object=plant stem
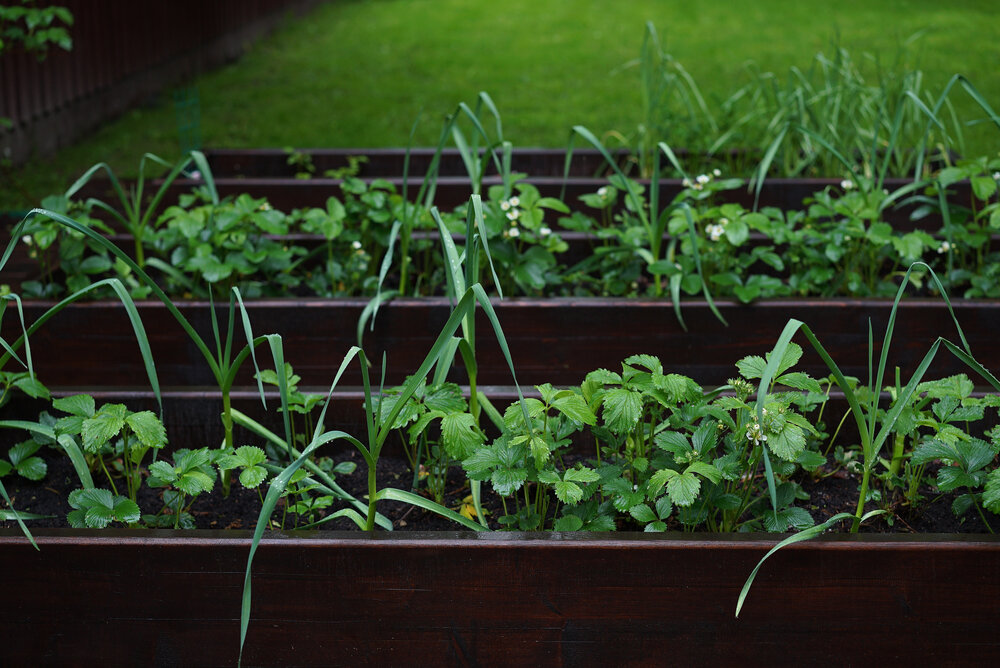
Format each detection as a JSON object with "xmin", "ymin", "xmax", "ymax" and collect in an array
[
  {"xmin": 221, "ymin": 390, "xmax": 233, "ymax": 497},
  {"xmin": 364, "ymin": 462, "xmax": 377, "ymax": 531},
  {"xmin": 101, "ymin": 457, "xmax": 118, "ymax": 497},
  {"xmin": 973, "ymin": 496, "xmax": 995, "ymax": 534},
  {"xmin": 852, "ymin": 466, "xmax": 873, "ymax": 532}
]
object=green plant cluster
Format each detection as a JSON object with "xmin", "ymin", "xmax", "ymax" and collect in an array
[
  {"xmin": 0, "ymin": 1, "xmax": 72, "ymax": 57},
  {"xmin": 5, "ymin": 340, "xmax": 1000, "ymax": 535},
  {"xmin": 14, "ymin": 154, "xmax": 1000, "ymax": 304}
]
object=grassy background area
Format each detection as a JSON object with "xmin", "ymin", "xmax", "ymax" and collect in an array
[{"xmin": 3, "ymin": 0, "xmax": 998, "ymax": 209}]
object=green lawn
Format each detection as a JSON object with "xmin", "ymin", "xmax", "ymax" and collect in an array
[{"xmin": 3, "ymin": 0, "xmax": 998, "ymax": 210}]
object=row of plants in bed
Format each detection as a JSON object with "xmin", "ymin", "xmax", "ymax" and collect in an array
[
  {"xmin": 2, "ymin": 68, "xmax": 1000, "ymax": 660},
  {"xmin": 4, "ymin": 205, "xmax": 1000, "ymax": 664},
  {"xmin": 7, "ymin": 339, "xmax": 1000, "ymax": 535},
  {"xmin": 11, "ymin": 149, "xmax": 1000, "ymax": 308},
  {"xmin": 5, "ymin": 194, "xmax": 1000, "ymax": 540}
]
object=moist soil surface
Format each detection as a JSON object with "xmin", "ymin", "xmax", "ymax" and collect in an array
[{"xmin": 1, "ymin": 446, "xmax": 993, "ymax": 534}]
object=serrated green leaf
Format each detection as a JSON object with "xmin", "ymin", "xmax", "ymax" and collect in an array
[
  {"xmin": 657, "ymin": 374, "xmax": 701, "ymax": 402},
  {"xmin": 234, "ymin": 445, "xmax": 266, "ymax": 467},
  {"xmin": 239, "ymin": 466, "xmax": 268, "ymax": 489},
  {"xmin": 912, "ymin": 439, "xmax": 956, "ymax": 466},
  {"xmin": 624, "ymin": 354, "xmax": 662, "ymax": 374},
  {"xmin": 764, "ymin": 506, "xmax": 814, "ymax": 532},
  {"xmin": 85, "ymin": 504, "xmax": 114, "ymax": 529},
  {"xmin": 957, "ymin": 438, "xmax": 995, "ymax": 473},
  {"xmin": 8, "ymin": 440, "xmax": 40, "ymax": 465},
  {"xmin": 655, "ymin": 430, "xmax": 690, "ymax": 455},
  {"xmin": 53, "ymin": 393, "xmax": 95, "ymax": 418},
  {"xmin": 775, "ymin": 372, "xmax": 823, "ymax": 393},
  {"xmin": 148, "ymin": 460, "xmax": 178, "ymax": 483},
  {"xmin": 629, "ymin": 503, "xmax": 657, "ymax": 523},
  {"xmin": 503, "ymin": 398, "xmax": 545, "ymax": 429},
  {"xmin": 584, "ymin": 514, "xmax": 617, "ymax": 531},
  {"xmin": 715, "ymin": 396, "xmax": 747, "ymax": 411},
  {"xmin": 767, "ymin": 423, "xmax": 806, "ymax": 461},
  {"xmin": 655, "ymin": 494, "xmax": 673, "ymax": 519},
  {"xmin": 492, "ymin": 467, "xmax": 527, "ymax": 496},
  {"xmin": 647, "ymin": 468, "xmax": 674, "ymax": 496},
  {"xmin": 983, "ymin": 470, "xmax": 1000, "ymax": 513},
  {"xmin": 564, "ymin": 467, "xmax": 601, "ymax": 483},
  {"xmin": 554, "ymin": 480, "xmax": 584, "ymax": 504},
  {"xmin": 529, "ymin": 434, "xmax": 551, "ymax": 468},
  {"xmin": 111, "ymin": 497, "xmax": 141, "ymax": 524},
  {"xmin": 554, "ymin": 514, "xmax": 584, "ymax": 531},
  {"xmin": 602, "ymin": 388, "xmax": 642, "ymax": 434},
  {"xmin": 933, "ymin": 396, "xmax": 960, "ymax": 423},
  {"xmin": 424, "ymin": 383, "xmax": 466, "ymax": 413},
  {"xmin": 177, "ymin": 471, "xmax": 214, "ymax": 496},
  {"xmin": 713, "ymin": 452, "xmax": 741, "ymax": 481},
  {"xmin": 687, "ymin": 461, "xmax": 723, "ymax": 484},
  {"xmin": 585, "ymin": 368, "xmax": 623, "ymax": 385},
  {"xmin": 68, "ymin": 487, "xmax": 109, "ymax": 510},
  {"xmin": 66, "ymin": 509, "xmax": 88, "ymax": 528},
  {"xmin": 972, "ymin": 175, "xmax": 998, "ymax": 200},
  {"xmin": 667, "ymin": 472, "xmax": 701, "ymax": 506},
  {"xmin": 796, "ymin": 450, "xmax": 827, "ymax": 471},
  {"xmin": 441, "ymin": 412, "xmax": 484, "ymax": 460},
  {"xmin": 936, "ymin": 466, "xmax": 979, "ymax": 492},
  {"xmin": 124, "ymin": 411, "xmax": 166, "ymax": 449},
  {"xmin": 552, "ymin": 394, "xmax": 597, "ymax": 425},
  {"xmin": 736, "ymin": 355, "xmax": 766, "ymax": 380},
  {"xmin": 378, "ymin": 392, "xmax": 421, "ymax": 430},
  {"xmin": 462, "ymin": 445, "xmax": 501, "ymax": 477},
  {"xmin": 537, "ymin": 470, "xmax": 561, "ymax": 485},
  {"xmin": 81, "ymin": 404, "xmax": 127, "ymax": 452},
  {"xmin": 54, "ymin": 414, "xmax": 85, "ymax": 437},
  {"xmin": 691, "ymin": 421, "xmax": 718, "ymax": 454},
  {"xmin": 952, "ymin": 493, "xmax": 975, "ymax": 517},
  {"xmin": 16, "ymin": 456, "xmax": 46, "ymax": 481}
]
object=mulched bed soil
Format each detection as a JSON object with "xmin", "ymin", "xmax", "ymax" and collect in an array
[{"xmin": 1, "ymin": 448, "xmax": 993, "ymax": 534}]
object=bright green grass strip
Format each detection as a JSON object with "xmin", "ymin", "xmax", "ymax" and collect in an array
[{"xmin": 3, "ymin": 0, "xmax": 998, "ymax": 209}]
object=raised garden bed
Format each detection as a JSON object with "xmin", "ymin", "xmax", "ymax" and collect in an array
[
  {"xmin": 3, "ymin": 145, "xmax": 999, "ymax": 667},
  {"xmin": 1, "ymin": 530, "xmax": 998, "ymax": 665},
  {"xmin": 9, "ymin": 297, "xmax": 996, "ymax": 389}
]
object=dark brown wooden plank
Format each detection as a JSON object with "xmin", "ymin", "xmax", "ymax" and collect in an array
[
  {"xmin": 0, "ymin": 531, "xmax": 997, "ymax": 665},
  {"xmin": 5, "ymin": 298, "xmax": 997, "ymax": 389}
]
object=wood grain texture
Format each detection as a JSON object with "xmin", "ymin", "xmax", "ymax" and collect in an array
[
  {"xmin": 6, "ymin": 297, "xmax": 997, "ymax": 389},
  {"xmin": 0, "ymin": 531, "xmax": 997, "ymax": 666}
]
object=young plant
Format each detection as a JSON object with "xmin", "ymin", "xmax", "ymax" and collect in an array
[
  {"xmin": 1, "ymin": 216, "xmax": 163, "ymax": 548},
  {"xmin": 10, "ymin": 208, "xmax": 287, "ymax": 494},
  {"xmin": 62, "ymin": 150, "xmax": 216, "ymax": 267},
  {"xmin": 376, "ymin": 379, "xmax": 480, "ymax": 504},
  {"xmin": 51, "ymin": 394, "xmax": 166, "ymax": 503},
  {"xmin": 912, "ymin": 437, "xmax": 997, "ymax": 533},
  {"xmin": 0, "ymin": 440, "xmax": 47, "ymax": 482},
  {"xmin": 567, "ymin": 128, "xmax": 725, "ymax": 329},
  {"xmin": 240, "ymin": 282, "xmax": 530, "ymax": 663},
  {"xmin": 66, "ymin": 488, "xmax": 139, "ymax": 529},
  {"xmin": 737, "ymin": 262, "xmax": 1000, "ymax": 617},
  {"xmin": 146, "ymin": 448, "xmax": 217, "ymax": 529}
]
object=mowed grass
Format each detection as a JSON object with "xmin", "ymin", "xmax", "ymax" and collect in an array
[{"xmin": 3, "ymin": 0, "xmax": 998, "ymax": 210}]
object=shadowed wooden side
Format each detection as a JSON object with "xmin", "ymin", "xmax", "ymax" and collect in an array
[
  {"xmin": 6, "ymin": 298, "xmax": 997, "ymax": 388},
  {"xmin": 0, "ymin": 531, "xmax": 997, "ymax": 666}
]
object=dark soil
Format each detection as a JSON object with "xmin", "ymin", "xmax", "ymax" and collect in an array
[{"xmin": 1, "ymin": 447, "xmax": 994, "ymax": 534}]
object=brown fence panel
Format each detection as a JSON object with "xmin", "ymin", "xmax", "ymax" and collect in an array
[{"xmin": 0, "ymin": 0, "xmax": 320, "ymax": 165}]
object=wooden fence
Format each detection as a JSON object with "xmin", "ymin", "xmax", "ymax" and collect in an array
[{"xmin": 0, "ymin": 0, "xmax": 320, "ymax": 165}]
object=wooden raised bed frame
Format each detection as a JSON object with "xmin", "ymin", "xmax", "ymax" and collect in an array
[{"xmin": 1, "ymin": 530, "xmax": 998, "ymax": 665}]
